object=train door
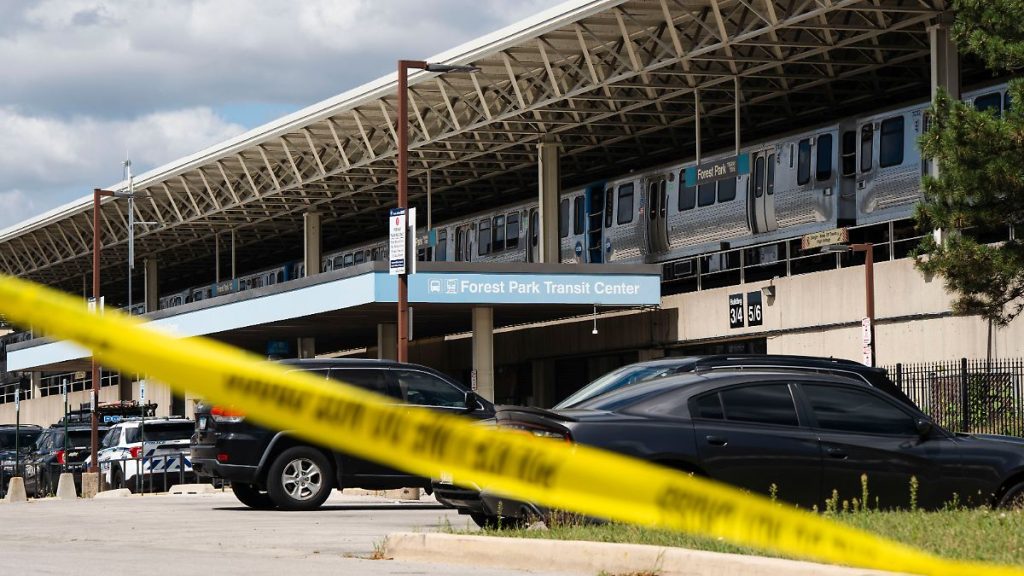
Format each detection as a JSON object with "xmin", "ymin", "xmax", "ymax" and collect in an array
[
  {"xmin": 585, "ymin": 184, "xmax": 606, "ymax": 263},
  {"xmin": 643, "ymin": 176, "xmax": 669, "ymax": 254},
  {"xmin": 839, "ymin": 124, "xmax": 858, "ymax": 222},
  {"xmin": 528, "ymin": 208, "xmax": 539, "ymax": 262},
  {"xmin": 748, "ymin": 150, "xmax": 778, "ymax": 233},
  {"xmin": 457, "ymin": 224, "xmax": 473, "ymax": 262}
]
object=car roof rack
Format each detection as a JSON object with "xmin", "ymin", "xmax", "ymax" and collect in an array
[{"xmin": 55, "ymin": 401, "xmax": 158, "ymax": 426}]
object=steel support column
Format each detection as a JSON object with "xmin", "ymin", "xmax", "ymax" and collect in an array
[
  {"xmin": 303, "ymin": 212, "xmax": 322, "ymax": 277},
  {"xmin": 144, "ymin": 258, "xmax": 158, "ymax": 313},
  {"xmin": 377, "ymin": 323, "xmax": 398, "ymax": 361}
]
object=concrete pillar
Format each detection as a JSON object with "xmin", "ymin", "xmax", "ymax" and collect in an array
[
  {"xmin": 29, "ymin": 372, "xmax": 42, "ymax": 400},
  {"xmin": 297, "ymin": 338, "xmax": 316, "ymax": 359},
  {"xmin": 537, "ymin": 136, "xmax": 560, "ymax": 264},
  {"xmin": 929, "ymin": 16, "xmax": 960, "ymax": 103},
  {"xmin": 377, "ymin": 323, "xmax": 397, "ymax": 360},
  {"xmin": 531, "ymin": 359, "xmax": 556, "ymax": 408},
  {"xmin": 144, "ymin": 258, "xmax": 158, "ymax": 312},
  {"xmin": 471, "ymin": 307, "xmax": 494, "ymax": 402},
  {"xmin": 304, "ymin": 212, "xmax": 322, "ymax": 277}
]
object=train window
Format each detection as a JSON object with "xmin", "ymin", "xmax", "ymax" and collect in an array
[
  {"xmin": 603, "ymin": 187, "xmax": 614, "ymax": 228},
  {"xmin": 796, "ymin": 139, "xmax": 811, "ymax": 185},
  {"xmin": 493, "ymin": 215, "xmax": 506, "ymax": 252},
  {"xmin": 975, "ymin": 92, "xmax": 1001, "ymax": 115},
  {"xmin": 816, "ymin": 133, "xmax": 833, "ymax": 181},
  {"xmin": 841, "ymin": 131, "xmax": 857, "ymax": 177},
  {"xmin": 767, "ymin": 154, "xmax": 775, "ymax": 195},
  {"xmin": 617, "ymin": 184, "xmax": 634, "ymax": 224},
  {"xmin": 717, "ymin": 177, "xmax": 736, "ymax": 202},
  {"xmin": 753, "ymin": 155, "xmax": 766, "ymax": 198},
  {"xmin": 659, "ymin": 180, "xmax": 667, "ymax": 218},
  {"xmin": 860, "ymin": 124, "xmax": 874, "ymax": 172},
  {"xmin": 697, "ymin": 182, "xmax": 716, "ymax": 207},
  {"xmin": 371, "ymin": 247, "xmax": 380, "ymax": 261},
  {"xmin": 506, "ymin": 214, "xmax": 519, "ymax": 249},
  {"xmin": 648, "ymin": 182, "xmax": 659, "ymax": 218},
  {"xmin": 478, "ymin": 219, "xmax": 492, "ymax": 255},
  {"xmin": 679, "ymin": 177, "xmax": 696, "ymax": 211},
  {"xmin": 354, "ymin": 251, "xmax": 365, "ymax": 264},
  {"xmin": 879, "ymin": 116, "xmax": 904, "ymax": 168},
  {"xmin": 455, "ymin": 229, "xmax": 464, "ymax": 261},
  {"xmin": 573, "ymin": 196, "xmax": 585, "ymax": 235},
  {"xmin": 277, "ymin": 270, "xmax": 285, "ymax": 283},
  {"xmin": 559, "ymin": 199, "xmax": 569, "ymax": 239},
  {"xmin": 333, "ymin": 255, "xmax": 344, "ymax": 268},
  {"xmin": 343, "ymin": 254, "xmax": 354, "ymax": 267},
  {"xmin": 436, "ymin": 229, "xmax": 447, "ymax": 261}
]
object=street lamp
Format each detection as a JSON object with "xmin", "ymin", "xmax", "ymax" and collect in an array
[
  {"xmin": 90, "ymin": 186, "xmax": 142, "ymax": 472},
  {"xmin": 822, "ymin": 242, "xmax": 876, "ymax": 367},
  {"xmin": 396, "ymin": 60, "xmax": 479, "ymax": 362}
]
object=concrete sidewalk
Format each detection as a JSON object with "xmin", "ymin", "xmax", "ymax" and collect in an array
[{"xmin": 384, "ymin": 532, "xmax": 911, "ymax": 576}]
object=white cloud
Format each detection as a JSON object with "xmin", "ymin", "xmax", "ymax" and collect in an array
[
  {"xmin": 0, "ymin": 0, "xmax": 555, "ymax": 228},
  {"xmin": 0, "ymin": 106, "xmax": 245, "ymax": 229}
]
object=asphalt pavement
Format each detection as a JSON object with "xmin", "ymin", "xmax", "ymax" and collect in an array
[{"xmin": 0, "ymin": 490, "xmax": 578, "ymax": 576}]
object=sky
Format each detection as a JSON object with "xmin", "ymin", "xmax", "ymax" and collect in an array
[{"xmin": 0, "ymin": 0, "xmax": 554, "ymax": 231}]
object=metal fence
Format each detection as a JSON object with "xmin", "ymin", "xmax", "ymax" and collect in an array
[
  {"xmin": 0, "ymin": 452, "xmax": 207, "ymax": 499},
  {"xmin": 886, "ymin": 358, "xmax": 1024, "ymax": 437}
]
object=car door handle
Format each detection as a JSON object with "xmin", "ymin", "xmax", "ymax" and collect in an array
[
  {"xmin": 826, "ymin": 447, "xmax": 848, "ymax": 459},
  {"xmin": 705, "ymin": 435, "xmax": 728, "ymax": 447}
]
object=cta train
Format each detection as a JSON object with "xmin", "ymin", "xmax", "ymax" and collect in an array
[{"xmin": 157, "ymin": 82, "xmax": 1011, "ymax": 311}]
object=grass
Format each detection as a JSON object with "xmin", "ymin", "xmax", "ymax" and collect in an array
[
  {"xmin": 459, "ymin": 480, "xmax": 1024, "ymax": 568},
  {"xmin": 468, "ymin": 508, "xmax": 1024, "ymax": 566}
]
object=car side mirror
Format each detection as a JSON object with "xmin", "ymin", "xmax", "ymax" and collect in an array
[
  {"xmin": 915, "ymin": 418, "xmax": 933, "ymax": 439},
  {"xmin": 464, "ymin": 391, "xmax": 479, "ymax": 412}
]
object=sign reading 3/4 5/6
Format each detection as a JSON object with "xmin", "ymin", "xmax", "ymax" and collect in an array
[{"xmin": 729, "ymin": 293, "xmax": 744, "ymax": 329}]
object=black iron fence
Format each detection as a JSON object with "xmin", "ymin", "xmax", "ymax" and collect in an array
[{"xmin": 886, "ymin": 358, "xmax": 1024, "ymax": 437}]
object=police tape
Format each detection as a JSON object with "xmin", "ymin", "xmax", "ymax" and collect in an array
[{"xmin": 0, "ymin": 274, "xmax": 1018, "ymax": 576}]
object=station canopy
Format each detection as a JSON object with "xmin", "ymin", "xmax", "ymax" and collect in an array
[{"xmin": 0, "ymin": 0, "xmax": 963, "ymax": 297}]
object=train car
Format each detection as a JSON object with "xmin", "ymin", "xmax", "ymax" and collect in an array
[{"xmin": 147, "ymin": 81, "xmax": 1011, "ymax": 312}]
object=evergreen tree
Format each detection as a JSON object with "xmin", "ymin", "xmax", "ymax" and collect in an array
[{"xmin": 915, "ymin": 0, "xmax": 1024, "ymax": 325}]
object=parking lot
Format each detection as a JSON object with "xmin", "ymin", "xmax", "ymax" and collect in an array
[{"xmin": 0, "ymin": 490, "xmax": 575, "ymax": 576}]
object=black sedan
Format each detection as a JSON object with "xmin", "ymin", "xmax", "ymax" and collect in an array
[{"xmin": 478, "ymin": 369, "xmax": 1024, "ymax": 523}]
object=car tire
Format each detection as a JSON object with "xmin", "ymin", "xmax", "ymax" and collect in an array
[
  {"xmin": 999, "ymin": 482, "xmax": 1024, "ymax": 509},
  {"xmin": 266, "ymin": 446, "xmax": 333, "ymax": 511},
  {"xmin": 231, "ymin": 482, "xmax": 276, "ymax": 510},
  {"xmin": 110, "ymin": 467, "xmax": 125, "ymax": 491}
]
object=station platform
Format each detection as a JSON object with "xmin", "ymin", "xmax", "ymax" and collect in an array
[{"xmin": 6, "ymin": 262, "xmax": 661, "ymax": 374}]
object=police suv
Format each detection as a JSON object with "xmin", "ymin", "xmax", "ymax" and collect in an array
[{"xmin": 86, "ymin": 417, "xmax": 195, "ymax": 492}]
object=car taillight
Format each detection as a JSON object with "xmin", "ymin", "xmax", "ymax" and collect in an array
[
  {"xmin": 502, "ymin": 422, "xmax": 572, "ymax": 443},
  {"xmin": 130, "ymin": 446, "xmax": 142, "ymax": 459},
  {"xmin": 55, "ymin": 450, "xmax": 65, "ymax": 465},
  {"xmin": 210, "ymin": 405, "xmax": 246, "ymax": 423}
]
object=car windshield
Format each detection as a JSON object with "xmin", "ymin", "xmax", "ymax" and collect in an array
[
  {"xmin": 65, "ymin": 430, "xmax": 95, "ymax": 448},
  {"xmin": 567, "ymin": 375, "xmax": 700, "ymax": 412},
  {"xmin": 125, "ymin": 422, "xmax": 193, "ymax": 444},
  {"xmin": 555, "ymin": 363, "xmax": 688, "ymax": 409},
  {"xmin": 0, "ymin": 429, "xmax": 41, "ymax": 450}
]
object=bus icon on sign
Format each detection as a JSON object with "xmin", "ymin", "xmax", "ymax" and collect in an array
[{"xmin": 429, "ymin": 280, "xmax": 441, "ymax": 293}]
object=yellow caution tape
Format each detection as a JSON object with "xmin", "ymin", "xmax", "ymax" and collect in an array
[{"xmin": 0, "ymin": 274, "xmax": 1019, "ymax": 576}]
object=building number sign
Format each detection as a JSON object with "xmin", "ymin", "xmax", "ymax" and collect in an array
[
  {"xmin": 729, "ymin": 292, "xmax": 764, "ymax": 329},
  {"xmin": 729, "ymin": 293, "xmax": 744, "ymax": 328},
  {"xmin": 746, "ymin": 291, "xmax": 763, "ymax": 327}
]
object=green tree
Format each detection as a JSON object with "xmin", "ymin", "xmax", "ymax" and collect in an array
[{"xmin": 915, "ymin": 0, "xmax": 1024, "ymax": 325}]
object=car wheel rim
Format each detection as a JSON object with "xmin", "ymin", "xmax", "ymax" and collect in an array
[{"xmin": 281, "ymin": 458, "xmax": 323, "ymax": 501}]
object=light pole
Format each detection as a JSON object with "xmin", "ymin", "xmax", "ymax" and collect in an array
[
  {"xmin": 820, "ymin": 242, "xmax": 875, "ymax": 366},
  {"xmin": 850, "ymin": 243, "xmax": 875, "ymax": 367},
  {"xmin": 396, "ymin": 60, "xmax": 478, "ymax": 362},
  {"xmin": 91, "ymin": 187, "xmax": 139, "ymax": 472}
]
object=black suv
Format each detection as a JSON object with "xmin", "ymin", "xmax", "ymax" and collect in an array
[
  {"xmin": 0, "ymin": 424, "xmax": 43, "ymax": 497},
  {"xmin": 24, "ymin": 424, "xmax": 109, "ymax": 497},
  {"xmin": 191, "ymin": 359, "xmax": 494, "ymax": 510},
  {"xmin": 434, "ymin": 354, "xmax": 917, "ymax": 526}
]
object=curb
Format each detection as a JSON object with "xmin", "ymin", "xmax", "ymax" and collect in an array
[{"xmin": 383, "ymin": 532, "xmax": 909, "ymax": 576}]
